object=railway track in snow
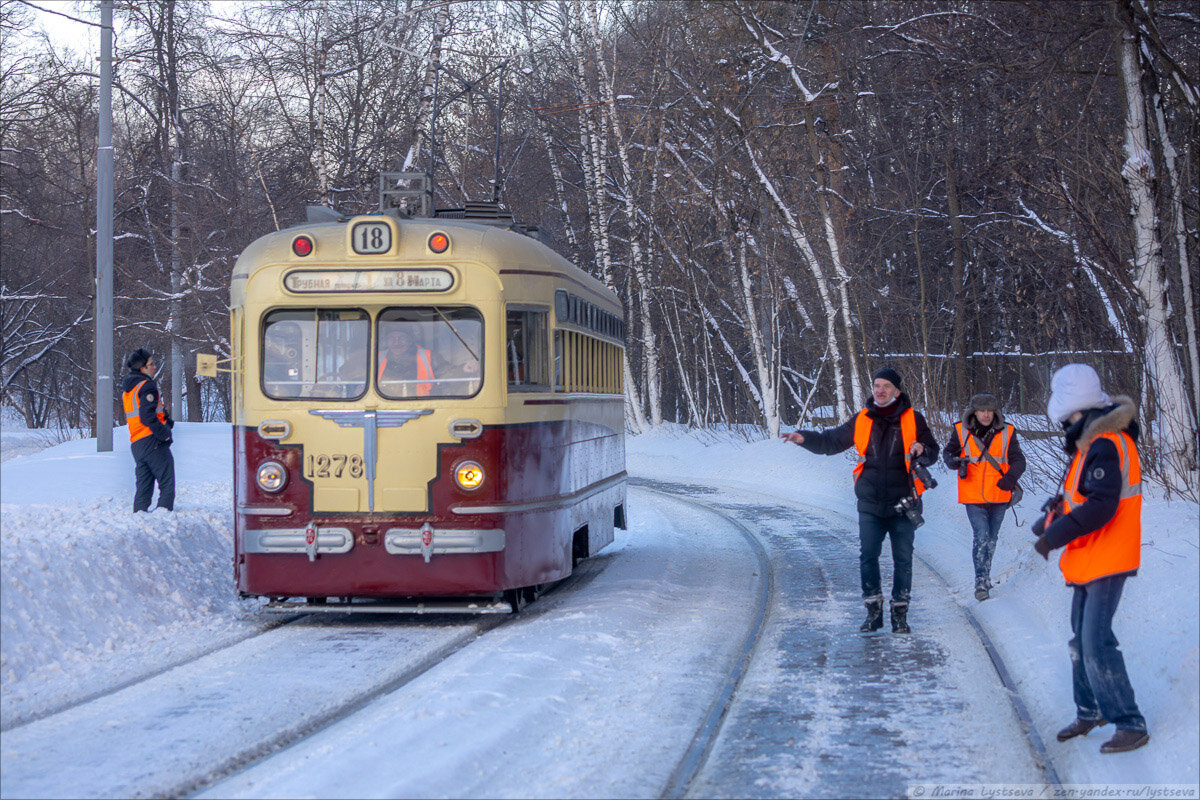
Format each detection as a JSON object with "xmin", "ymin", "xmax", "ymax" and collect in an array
[{"xmin": 0, "ymin": 583, "xmax": 577, "ymax": 798}]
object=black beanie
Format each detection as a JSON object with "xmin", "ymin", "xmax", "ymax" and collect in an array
[
  {"xmin": 126, "ymin": 348, "xmax": 152, "ymax": 371},
  {"xmin": 872, "ymin": 367, "xmax": 902, "ymax": 389}
]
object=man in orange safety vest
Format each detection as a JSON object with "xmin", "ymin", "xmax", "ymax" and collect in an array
[
  {"xmin": 783, "ymin": 368, "xmax": 939, "ymax": 634},
  {"xmin": 121, "ymin": 348, "xmax": 175, "ymax": 512}
]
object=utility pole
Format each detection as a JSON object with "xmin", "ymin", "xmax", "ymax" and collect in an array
[{"xmin": 96, "ymin": 0, "xmax": 114, "ymax": 452}]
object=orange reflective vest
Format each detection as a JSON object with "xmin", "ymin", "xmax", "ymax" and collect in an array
[
  {"xmin": 122, "ymin": 379, "xmax": 166, "ymax": 443},
  {"xmin": 1058, "ymin": 431, "xmax": 1142, "ymax": 584},
  {"xmin": 954, "ymin": 421, "xmax": 1014, "ymax": 504},
  {"xmin": 378, "ymin": 348, "xmax": 434, "ymax": 396},
  {"xmin": 853, "ymin": 407, "xmax": 926, "ymax": 496}
]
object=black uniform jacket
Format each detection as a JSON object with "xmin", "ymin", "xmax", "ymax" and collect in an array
[
  {"xmin": 797, "ymin": 393, "xmax": 939, "ymax": 517},
  {"xmin": 1035, "ymin": 397, "xmax": 1139, "ymax": 553},
  {"xmin": 122, "ymin": 372, "xmax": 174, "ymax": 445}
]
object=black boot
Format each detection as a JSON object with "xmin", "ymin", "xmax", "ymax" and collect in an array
[
  {"xmin": 891, "ymin": 601, "xmax": 911, "ymax": 634},
  {"xmin": 859, "ymin": 597, "xmax": 884, "ymax": 633}
]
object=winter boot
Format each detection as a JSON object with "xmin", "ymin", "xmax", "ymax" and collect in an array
[
  {"xmin": 1100, "ymin": 729, "xmax": 1149, "ymax": 754},
  {"xmin": 890, "ymin": 601, "xmax": 911, "ymax": 634},
  {"xmin": 974, "ymin": 578, "xmax": 990, "ymax": 602},
  {"xmin": 859, "ymin": 596, "xmax": 884, "ymax": 633},
  {"xmin": 1056, "ymin": 718, "xmax": 1107, "ymax": 742}
]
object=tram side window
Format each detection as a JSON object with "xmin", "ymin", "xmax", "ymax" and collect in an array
[
  {"xmin": 377, "ymin": 307, "xmax": 483, "ymax": 399},
  {"xmin": 506, "ymin": 308, "xmax": 549, "ymax": 390},
  {"xmin": 262, "ymin": 309, "xmax": 369, "ymax": 400}
]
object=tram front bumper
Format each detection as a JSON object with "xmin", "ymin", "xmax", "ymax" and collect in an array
[{"xmin": 241, "ymin": 525, "xmax": 505, "ymax": 561}]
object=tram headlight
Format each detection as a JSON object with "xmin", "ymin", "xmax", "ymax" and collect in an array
[
  {"xmin": 256, "ymin": 460, "xmax": 288, "ymax": 492},
  {"xmin": 454, "ymin": 461, "xmax": 485, "ymax": 491}
]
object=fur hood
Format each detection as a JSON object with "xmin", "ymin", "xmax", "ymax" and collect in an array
[{"xmin": 1077, "ymin": 395, "xmax": 1139, "ymax": 455}]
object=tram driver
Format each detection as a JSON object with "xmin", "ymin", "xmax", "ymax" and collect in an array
[{"xmin": 378, "ymin": 325, "xmax": 435, "ymax": 397}]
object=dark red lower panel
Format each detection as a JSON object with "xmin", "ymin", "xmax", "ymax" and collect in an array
[{"xmin": 234, "ymin": 419, "xmax": 624, "ymax": 599}]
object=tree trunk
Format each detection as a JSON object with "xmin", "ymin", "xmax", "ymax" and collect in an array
[{"xmin": 1115, "ymin": 0, "xmax": 1197, "ymax": 489}]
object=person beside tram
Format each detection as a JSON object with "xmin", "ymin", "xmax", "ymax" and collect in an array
[
  {"xmin": 1033, "ymin": 363, "xmax": 1149, "ymax": 754},
  {"xmin": 943, "ymin": 392, "xmax": 1027, "ymax": 601},
  {"xmin": 783, "ymin": 368, "xmax": 939, "ymax": 634},
  {"xmin": 121, "ymin": 348, "xmax": 175, "ymax": 513},
  {"xmin": 378, "ymin": 326, "xmax": 434, "ymax": 397}
]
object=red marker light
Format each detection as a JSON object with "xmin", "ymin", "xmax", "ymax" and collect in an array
[
  {"xmin": 428, "ymin": 233, "xmax": 450, "ymax": 253},
  {"xmin": 292, "ymin": 235, "xmax": 314, "ymax": 256}
]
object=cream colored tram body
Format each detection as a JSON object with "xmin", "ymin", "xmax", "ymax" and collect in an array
[{"xmin": 230, "ymin": 212, "xmax": 626, "ymax": 611}]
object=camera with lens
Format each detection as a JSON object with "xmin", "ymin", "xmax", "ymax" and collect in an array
[
  {"xmin": 910, "ymin": 461, "xmax": 937, "ymax": 490},
  {"xmin": 893, "ymin": 494, "xmax": 924, "ymax": 528},
  {"xmin": 951, "ymin": 456, "xmax": 969, "ymax": 479}
]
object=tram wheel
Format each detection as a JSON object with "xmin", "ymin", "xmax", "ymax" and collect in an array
[{"xmin": 504, "ymin": 588, "xmax": 526, "ymax": 613}]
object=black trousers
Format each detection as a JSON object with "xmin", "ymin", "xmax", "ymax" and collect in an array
[
  {"xmin": 858, "ymin": 510, "xmax": 915, "ymax": 602},
  {"xmin": 132, "ymin": 437, "xmax": 175, "ymax": 512}
]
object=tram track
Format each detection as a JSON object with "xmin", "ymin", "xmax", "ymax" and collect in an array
[
  {"xmin": 632, "ymin": 477, "xmax": 1062, "ymax": 795},
  {"xmin": 0, "ymin": 613, "xmax": 301, "ymax": 733},
  {"xmin": 1, "ymin": 566, "xmax": 596, "ymax": 800}
]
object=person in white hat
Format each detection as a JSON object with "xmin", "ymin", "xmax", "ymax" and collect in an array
[{"xmin": 1033, "ymin": 364, "xmax": 1149, "ymax": 753}]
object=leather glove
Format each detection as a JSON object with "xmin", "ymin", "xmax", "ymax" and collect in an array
[
  {"xmin": 995, "ymin": 474, "xmax": 1015, "ymax": 491},
  {"xmin": 1034, "ymin": 536, "xmax": 1052, "ymax": 560}
]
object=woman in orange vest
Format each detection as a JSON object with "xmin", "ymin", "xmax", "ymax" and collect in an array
[
  {"xmin": 121, "ymin": 348, "xmax": 175, "ymax": 512},
  {"xmin": 943, "ymin": 393, "xmax": 1026, "ymax": 601},
  {"xmin": 1033, "ymin": 364, "xmax": 1148, "ymax": 754},
  {"xmin": 783, "ymin": 368, "xmax": 939, "ymax": 634}
]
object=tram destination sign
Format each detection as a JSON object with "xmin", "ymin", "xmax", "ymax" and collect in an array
[{"xmin": 284, "ymin": 268, "xmax": 454, "ymax": 293}]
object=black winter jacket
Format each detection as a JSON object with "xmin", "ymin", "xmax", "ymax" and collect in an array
[
  {"xmin": 122, "ymin": 371, "xmax": 174, "ymax": 445},
  {"xmin": 1034, "ymin": 396, "xmax": 1140, "ymax": 555},
  {"xmin": 797, "ymin": 393, "xmax": 940, "ymax": 517},
  {"xmin": 942, "ymin": 409, "xmax": 1027, "ymax": 497}
]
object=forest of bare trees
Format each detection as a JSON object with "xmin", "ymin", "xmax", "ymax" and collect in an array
[{"xmin": 1, "ymin": 0, "xmax": 1196, "ymax": 492}]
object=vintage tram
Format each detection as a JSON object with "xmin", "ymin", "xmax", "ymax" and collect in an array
[{"xmin": 216, "ymin": 193, "xmax": 627, "ymax": 613}]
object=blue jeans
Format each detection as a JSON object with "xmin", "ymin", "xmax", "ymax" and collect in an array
[
  {"xmin": 1069, "ymin": 574, "xmax": 1146, "ymax": 732},
  {"xmin": 964, "ymin": 503, "xmax": 1006, "ymax": 584},
  {"xmin": 858, "ymin": 511, "xmax": 915, "ymax": 602}
]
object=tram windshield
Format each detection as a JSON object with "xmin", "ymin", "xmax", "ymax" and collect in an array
[
  {"xmin": 262, "ymin": 309, "xmax": 369, "ymax": 399},
  {"xmin": 377, "ymin": 307, "xmax": 483, "ymax": 399}
]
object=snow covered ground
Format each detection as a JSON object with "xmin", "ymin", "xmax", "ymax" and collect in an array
[{"xmin": 1, "ymin": 419, "xmax": 1197, "ymax": 794}]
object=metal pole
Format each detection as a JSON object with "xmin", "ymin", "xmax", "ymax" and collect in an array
[
  {"xmin": 96, "ymin": 0, "xmax": 114, "ymax": 452},
  {"xmin": 427, "ymin": 61, "xmax": 440, "ymax": 212},
  {"xmin": 493, "ymin": 61, "xmax": 504, "ymax": 203}
]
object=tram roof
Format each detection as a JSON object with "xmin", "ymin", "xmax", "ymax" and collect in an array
[{"xmin": 230, "ymin": 216, "xmax": 621, "ymax": 314}]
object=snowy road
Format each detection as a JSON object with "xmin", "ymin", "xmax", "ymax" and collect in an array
[
  {"xmin": 640, "ymin": 480, "xmax": 1048, "ymax": 797},
  {"xmin": 0, "ymin": 482, "xmax": 1053, "ymax": 798}
]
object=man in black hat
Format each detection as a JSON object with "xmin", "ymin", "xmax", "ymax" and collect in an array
[
  {"xmin": 783, "ymin": 368, "xmax": 939, "ymax": 633},
  {"xmin": 121, "ymin": 348, "xmax": 175, "ymax": 512}
]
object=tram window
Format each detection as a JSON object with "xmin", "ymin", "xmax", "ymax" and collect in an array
[
  {"xmin": 377, "ymin": 307, "xmax": 483, "ymax": 399},
  {"xmin": 506, "ymin": 308, "xmax": 549, "ymax": 390},
  {"xmin": 262, "ymin": 309, "xmax": 369, "ymax": 400}
]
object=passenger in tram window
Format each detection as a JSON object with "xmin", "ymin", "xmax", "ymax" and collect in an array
[
  {"xmin": 782, "ymin": 367, "xmax": 939, "ymax": 635},
  {"xmin": 1033, "ymin": 364, "xmax": 1149, "ymax": 754},
  {"xmin": 377, "ymin": 326, "xmax": 434, "ymax": 397},
  {"xmin": 943, "ymin": 392, "xmax": 1026, "ymax": 601}
]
